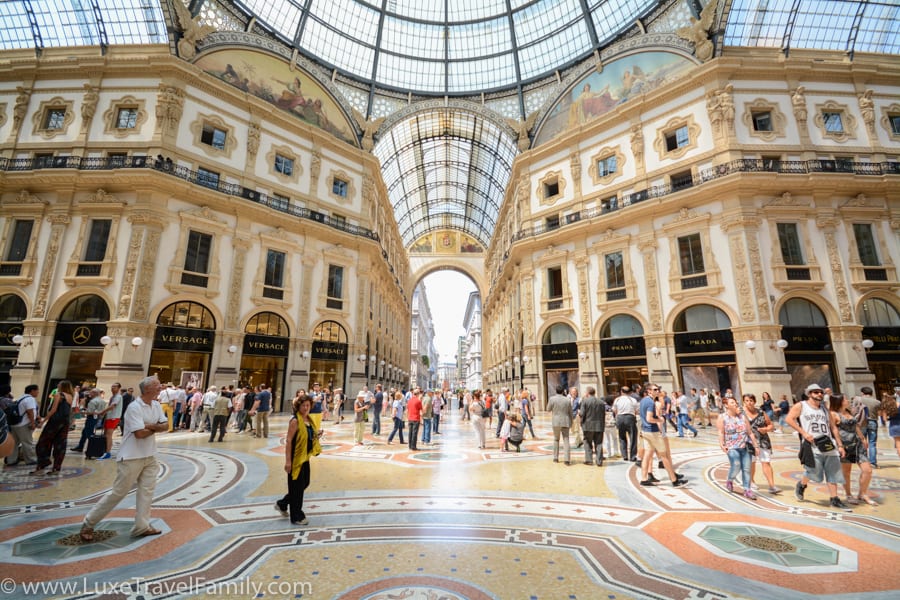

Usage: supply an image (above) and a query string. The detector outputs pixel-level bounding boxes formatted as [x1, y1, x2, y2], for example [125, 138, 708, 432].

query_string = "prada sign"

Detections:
[542, 342, 578, 362]
[675, 330, 734, 354]
[600, 336, 645, 358]
[154, 325, 215, 353]
[312, 340, 347, 361]
[55, 323, 107, 348]
[861, 327, 900, 352]
[243, 334, 289, 357]
[0, 323, 23, 347]
[781, 327, 831, 352]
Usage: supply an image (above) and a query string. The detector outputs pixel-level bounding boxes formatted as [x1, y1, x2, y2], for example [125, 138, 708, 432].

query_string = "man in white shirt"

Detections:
[80, 376, 167, 540]
[97, 383, 124, 459]
[5, 384, 40, 466]
[612, 386, 640, 461]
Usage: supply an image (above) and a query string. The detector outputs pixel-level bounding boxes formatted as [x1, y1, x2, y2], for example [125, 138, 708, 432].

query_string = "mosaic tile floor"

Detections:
[1, 411, 898, 599]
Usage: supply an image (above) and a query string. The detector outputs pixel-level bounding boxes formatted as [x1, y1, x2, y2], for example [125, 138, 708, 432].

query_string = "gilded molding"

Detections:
[729, 235, 755, 323]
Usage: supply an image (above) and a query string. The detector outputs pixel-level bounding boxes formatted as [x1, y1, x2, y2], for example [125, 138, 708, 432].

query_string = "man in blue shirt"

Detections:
[639, 384, 687, 488]
[251, 384, 272, 438]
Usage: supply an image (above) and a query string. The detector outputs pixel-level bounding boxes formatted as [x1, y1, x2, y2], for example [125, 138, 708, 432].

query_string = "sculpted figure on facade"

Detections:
[156, 85, 185, 137]
[246, 121, 260, 158]
[791, 86, 807, 123]
[173, 0, 216, 60]
[505, 111, 538, 152]
[858, 89, 875, 134]
[630, 125, 644, 167]
[351, 108, 385, 152]
[12, 87, 30, 136]
[81, 84, 99, 131]
[719, 84, 735, 133]
[706, 89, 723, 135]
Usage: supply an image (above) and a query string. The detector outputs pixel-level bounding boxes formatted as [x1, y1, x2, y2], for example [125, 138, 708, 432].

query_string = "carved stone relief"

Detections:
[819, 220, 853, 323]
[226, 240, 249, 330]
[746, 234, 771, 322]
[116, 224, 145, 320]
[730, 235, 755, 323]
[32, 215, 69, 319]
[639, 238, 663, 332]
[132, 228, 162, 322]
[575, 256, 591, 337]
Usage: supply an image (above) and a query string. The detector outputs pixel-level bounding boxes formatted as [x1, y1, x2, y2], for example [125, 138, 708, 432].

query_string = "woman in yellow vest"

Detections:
[275, 394, 321, 525]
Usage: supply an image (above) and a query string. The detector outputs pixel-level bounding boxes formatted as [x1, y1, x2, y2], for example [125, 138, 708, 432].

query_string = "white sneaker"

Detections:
[750, 483, 760, 491]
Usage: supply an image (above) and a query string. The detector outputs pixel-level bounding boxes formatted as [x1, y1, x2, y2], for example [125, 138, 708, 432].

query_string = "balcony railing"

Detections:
[0, 155, 380, 242]
[511, 159, 898, 242]
[606, 288, 627, 301]
[786, 267, 812, 280]
[681, 274, 708, 290]
[864, 268, 888, 281]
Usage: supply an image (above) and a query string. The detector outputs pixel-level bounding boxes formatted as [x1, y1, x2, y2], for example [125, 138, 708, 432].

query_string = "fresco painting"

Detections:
[535, 51, 695, 146]
[409, 231, 483, 254]
[195, 49, 355, 145]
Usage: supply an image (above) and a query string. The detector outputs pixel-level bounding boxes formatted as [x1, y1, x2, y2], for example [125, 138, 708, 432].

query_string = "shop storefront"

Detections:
[599, 315, 647, 398]
[240, 312, 289, 412]
[674, 305, 738, 396]
[309, 320, 348, 395]
[779, 298, 837, 397]
[47, 295, 109, 405]
[860, 297, 900, 398]
[148, 301, 216, 391]
[0, 294, 26, 391]
[541, 323, 579, 408]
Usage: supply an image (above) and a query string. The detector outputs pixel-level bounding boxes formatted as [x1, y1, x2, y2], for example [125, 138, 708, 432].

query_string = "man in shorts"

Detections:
[785, 383, 851, 511]
[639, 384, 687, 488]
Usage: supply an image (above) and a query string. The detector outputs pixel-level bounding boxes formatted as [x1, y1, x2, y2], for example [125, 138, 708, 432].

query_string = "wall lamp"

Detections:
[522, 356, 531, 364]
[578, 351, 588, 361]
[770, 339, 789, 351]
[745, 340, 757, 353]
[650, 346, 661, 358]
[11, 334, 32, 347]
[358, 353, 367, 362]
[301, 350, 310, 359]
[131, 337, 143, 350]
[99, 335, 118, 347]
[853, 339, 875, 351]
[227, 345, 238, 354]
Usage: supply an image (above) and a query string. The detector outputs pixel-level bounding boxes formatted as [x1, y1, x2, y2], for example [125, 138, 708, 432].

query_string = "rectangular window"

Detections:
[197, 167, 219, 189]
[332, 178, 348, 197]
[547, 266, 563, 310]
[597, 155, 616, 177]
[83, 219, 111, 262]
[605, 252, 625, 289]
[184, 230, 212, 274]
[891, 115, 900, 135]
[274, 154, 293, 176]
[777, 223, 805, 265]
[44, 108, 66, 130]
[263, 249, 286, 300]
[542, 179, 559, 198]
[678, 233, 705, 275]
[327, 264, 344, 309]
[853, 223, 881, 266]
[751, 111, 772, 132]
[823, 112, 844, 134]
[665, 126, 689, 152]
[116, 108, 138, 129]
[5, 219, 33, 262]
[200, 124, 227, 149]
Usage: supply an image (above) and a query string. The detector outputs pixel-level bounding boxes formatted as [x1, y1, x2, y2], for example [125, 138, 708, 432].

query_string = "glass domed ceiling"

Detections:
[233, 0, 661, 95]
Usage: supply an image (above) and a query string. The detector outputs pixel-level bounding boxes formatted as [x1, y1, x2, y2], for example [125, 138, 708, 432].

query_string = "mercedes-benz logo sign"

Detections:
[72, 326, 91, 345]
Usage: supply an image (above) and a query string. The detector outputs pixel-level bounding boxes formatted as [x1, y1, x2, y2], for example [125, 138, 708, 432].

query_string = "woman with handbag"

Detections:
[830, 394, 874, 505]
[717, 395, 759, 499]
[31, 380, 74, 475]
[743, 394, 780, 494]
[275, 394, 321, 525]
[469, 390, 487, 449]
[885, 393, 900, 460]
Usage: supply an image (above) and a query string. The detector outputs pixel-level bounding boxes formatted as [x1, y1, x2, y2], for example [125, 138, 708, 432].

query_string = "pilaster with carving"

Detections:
[310, 149, 322, 194]
[521, 268, 535, 345]
[80, 84, 99, 135]
[817, 216, 853, 323]
[858, 89, 876, 139]
[630, 125, 645, 177]
[575, 255, 591, 338]
[638, 235, 663, 332]
[720, 213, 763, 324]
[791, 87, 810, 142]
[117, 221, 145, 320]
[132, 226, 163, 323]
[746, 233, 771, 322]
[32, 214, 70, 319]
[155, 84, 185, 143]
[570, 151, 582, 199]
[10, 87, 30, 141]
[226, 237, 251, 330]
[246, 121, 260, 160]
[298, 254, 316, 338]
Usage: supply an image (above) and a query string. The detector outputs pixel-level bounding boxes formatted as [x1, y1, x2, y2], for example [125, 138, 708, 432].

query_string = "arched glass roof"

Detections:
[231, 0, 661, 97]
[373, 109, 517, 249]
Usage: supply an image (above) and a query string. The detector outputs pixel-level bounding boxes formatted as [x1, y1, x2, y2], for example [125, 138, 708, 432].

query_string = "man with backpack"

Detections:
[4, 384, 40, 466]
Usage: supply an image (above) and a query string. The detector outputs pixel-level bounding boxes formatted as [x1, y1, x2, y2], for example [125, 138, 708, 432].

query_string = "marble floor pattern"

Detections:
[1, 410, 898, 600]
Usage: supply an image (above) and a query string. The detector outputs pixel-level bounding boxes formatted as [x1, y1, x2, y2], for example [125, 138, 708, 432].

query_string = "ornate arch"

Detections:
[773, 292, 840, 328]
[664, 298, 740, 333]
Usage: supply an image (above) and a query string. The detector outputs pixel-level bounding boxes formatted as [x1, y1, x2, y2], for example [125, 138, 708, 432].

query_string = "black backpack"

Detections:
[3, 396, 23, 426]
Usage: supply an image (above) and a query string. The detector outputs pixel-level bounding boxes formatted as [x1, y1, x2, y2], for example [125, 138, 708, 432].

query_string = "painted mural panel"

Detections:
[534, 51, 695, 146]
[409, 231, 483, 254]
[195, 49, 355, 145]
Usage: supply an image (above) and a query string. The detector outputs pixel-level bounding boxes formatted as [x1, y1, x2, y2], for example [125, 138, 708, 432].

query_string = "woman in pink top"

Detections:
[717, 396, 759, 499]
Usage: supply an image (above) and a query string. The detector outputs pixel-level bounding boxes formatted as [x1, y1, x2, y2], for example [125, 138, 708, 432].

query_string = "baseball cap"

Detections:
[805, 383, 824, 393]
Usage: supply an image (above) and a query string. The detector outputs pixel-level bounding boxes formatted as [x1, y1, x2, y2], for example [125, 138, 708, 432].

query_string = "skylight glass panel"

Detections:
[0, 2, 39, 49]
[309, 0, 379, 46]
[301, 19, 374, 79]
[513, 0, 583, 46]
[448, 17, 511, 60]
[97, 0, 168, 45]
[723, 0, 792, 48]
[387, 0, 445, 22]
[449, 56, 517, 93]
[33, 0, 97, 47]
[238, 0, 302, 39]
[790, 0, 855, 51]
[518, 20, 591, 80]
[854, 4, 900, 54]
[590, 0, 652, 44]
[380, 16, 444, 60]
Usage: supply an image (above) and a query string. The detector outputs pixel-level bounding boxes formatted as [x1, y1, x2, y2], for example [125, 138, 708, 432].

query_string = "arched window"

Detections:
[673, 305, 731, 332]
[246, 312, 289, 337]
[313, 320, 347, 343]
[0, 294, 27, 321]
[779, 298, 827, 327]
[157, 301, 215, 329]
[60, 295, 109, 322]
[542, 323, 577, 345]
[860, 298, 900, 327]
[600, 315, 644, 338]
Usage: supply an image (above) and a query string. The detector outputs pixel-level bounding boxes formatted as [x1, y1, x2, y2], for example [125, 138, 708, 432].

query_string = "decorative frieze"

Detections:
[32, 215, 70, 319]
[132, 228, 162, 323]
